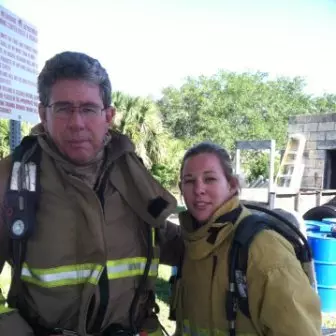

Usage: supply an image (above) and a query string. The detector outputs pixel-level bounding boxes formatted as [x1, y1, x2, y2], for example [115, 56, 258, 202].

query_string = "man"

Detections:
[0, 51, 182, 336]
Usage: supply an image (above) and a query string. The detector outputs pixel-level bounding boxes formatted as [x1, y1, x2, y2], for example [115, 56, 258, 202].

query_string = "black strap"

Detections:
[89, 170, 110, 333]
[128, 221, 154, 334]
[90, 267, 109, 333]
[226, 214, 268, 336]
[6, 136, 41, 311]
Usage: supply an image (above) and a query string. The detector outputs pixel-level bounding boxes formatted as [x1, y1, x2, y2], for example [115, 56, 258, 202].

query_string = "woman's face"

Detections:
[181, 153, 238, 223]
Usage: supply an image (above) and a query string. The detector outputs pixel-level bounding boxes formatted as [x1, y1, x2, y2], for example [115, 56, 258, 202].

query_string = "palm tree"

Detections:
[112, 92, 165, 168]
[0, 120, 10, 159]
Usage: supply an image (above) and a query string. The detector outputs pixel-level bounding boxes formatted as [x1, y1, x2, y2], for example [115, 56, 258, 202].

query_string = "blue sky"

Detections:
[2, 0, 336, 98]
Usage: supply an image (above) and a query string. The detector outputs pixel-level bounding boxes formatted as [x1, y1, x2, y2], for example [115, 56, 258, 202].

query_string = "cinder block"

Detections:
[318, 122, 335, 131]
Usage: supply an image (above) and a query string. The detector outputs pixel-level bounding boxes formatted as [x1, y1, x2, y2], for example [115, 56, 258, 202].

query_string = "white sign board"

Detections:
[0, 5, 39, 123]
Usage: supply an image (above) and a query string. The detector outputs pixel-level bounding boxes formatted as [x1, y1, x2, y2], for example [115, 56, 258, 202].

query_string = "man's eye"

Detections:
[82, 107, 97, 114]
[55, 106, 70, 114]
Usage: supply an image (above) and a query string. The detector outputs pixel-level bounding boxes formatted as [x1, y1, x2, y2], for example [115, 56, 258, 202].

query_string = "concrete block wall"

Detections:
[288, 113, 336, 189]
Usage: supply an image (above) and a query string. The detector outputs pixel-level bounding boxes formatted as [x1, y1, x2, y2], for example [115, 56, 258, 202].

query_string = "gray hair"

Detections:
[180, 141, 238, 187]
[38, 51, 112, 108]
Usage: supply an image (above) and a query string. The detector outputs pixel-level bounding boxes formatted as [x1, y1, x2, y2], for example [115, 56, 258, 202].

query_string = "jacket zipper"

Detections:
[82, 190, 107, 334]
[69, 175, 108, 335]
[210, 255, 218, 336]
[89, 172, 110, 333]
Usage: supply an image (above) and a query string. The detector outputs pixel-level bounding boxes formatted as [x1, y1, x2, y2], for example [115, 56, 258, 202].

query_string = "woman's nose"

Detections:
[193, 180, 205, 195]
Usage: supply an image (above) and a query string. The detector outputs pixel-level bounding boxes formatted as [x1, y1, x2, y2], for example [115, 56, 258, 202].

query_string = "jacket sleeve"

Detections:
[247, 230, 322, 336]
[0, 224, 35, 335]
[0, 157, 35, 335]
[157, 219, 184, 267]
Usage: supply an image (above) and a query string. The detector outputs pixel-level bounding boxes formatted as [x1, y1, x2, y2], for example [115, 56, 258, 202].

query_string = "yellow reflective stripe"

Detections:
[20, 257, 158, 288]
[107, 257, 159, 280]
[21, 263, 103, 288]
[152, 228, 156, 247]
[183, 320, 258, 336]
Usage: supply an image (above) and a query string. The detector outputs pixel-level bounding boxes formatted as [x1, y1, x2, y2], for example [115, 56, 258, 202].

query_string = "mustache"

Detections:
[65, 138, 90, 141]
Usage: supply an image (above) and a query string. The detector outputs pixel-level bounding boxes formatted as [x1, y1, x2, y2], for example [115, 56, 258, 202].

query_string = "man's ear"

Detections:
[106, 107, 116, 125]
[38, 104, 47, 127]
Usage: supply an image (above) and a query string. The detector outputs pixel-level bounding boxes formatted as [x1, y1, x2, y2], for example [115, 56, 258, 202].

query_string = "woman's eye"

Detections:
[183, 179, 194, 184]
[205, 177, 216, 183]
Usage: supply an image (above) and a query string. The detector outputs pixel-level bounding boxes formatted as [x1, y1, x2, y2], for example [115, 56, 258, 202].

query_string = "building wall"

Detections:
[288, 113, 336, 189]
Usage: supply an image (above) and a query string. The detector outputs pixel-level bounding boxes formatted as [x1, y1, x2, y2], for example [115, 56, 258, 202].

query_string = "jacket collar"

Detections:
[179, 196, 247, 260]
[31, 124, 135, 188]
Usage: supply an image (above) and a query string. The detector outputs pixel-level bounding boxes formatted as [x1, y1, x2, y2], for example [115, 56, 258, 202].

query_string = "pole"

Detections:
[269, 140, 275, 193]
[9, 119, 21, 153]
[235, 148, 241, 175]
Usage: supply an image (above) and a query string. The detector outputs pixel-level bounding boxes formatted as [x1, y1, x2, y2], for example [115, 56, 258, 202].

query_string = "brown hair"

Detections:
[38, 51, 112, 108]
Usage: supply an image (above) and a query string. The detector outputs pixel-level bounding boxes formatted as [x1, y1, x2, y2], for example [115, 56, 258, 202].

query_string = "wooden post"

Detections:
[294, 191, 301, 212]
[235, 148, 241, 175]
[316, 190, 322, 206]
[269, 140, 276, 194]
[269, 192, 276, 209]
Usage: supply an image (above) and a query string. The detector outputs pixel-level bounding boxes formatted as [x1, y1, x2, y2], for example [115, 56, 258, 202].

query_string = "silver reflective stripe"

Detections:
[21, 258, 159, 288]
[107, 262, 158, 274]
[21, 267, 95, 282]
[10, 162, 21, 191]
[21, 264, 102, 287]
[10, 161, 36, 192]
[107, 262, 158, 279]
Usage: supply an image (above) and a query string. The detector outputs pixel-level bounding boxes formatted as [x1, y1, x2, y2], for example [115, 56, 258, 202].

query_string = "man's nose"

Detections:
[67, 109, 85, 127]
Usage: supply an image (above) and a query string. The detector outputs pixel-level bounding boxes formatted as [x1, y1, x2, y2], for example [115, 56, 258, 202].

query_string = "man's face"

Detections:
[39, 79, 114, 164]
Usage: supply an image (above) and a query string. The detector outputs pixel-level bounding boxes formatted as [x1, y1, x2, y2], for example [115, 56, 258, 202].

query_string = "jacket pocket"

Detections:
[104, 190, 130, 224]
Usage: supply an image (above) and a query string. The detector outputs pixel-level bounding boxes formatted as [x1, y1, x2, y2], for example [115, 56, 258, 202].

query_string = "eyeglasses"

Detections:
[47, 102, 105, 119]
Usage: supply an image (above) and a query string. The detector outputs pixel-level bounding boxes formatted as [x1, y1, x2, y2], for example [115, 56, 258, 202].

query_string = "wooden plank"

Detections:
[236, 140, 274, 150]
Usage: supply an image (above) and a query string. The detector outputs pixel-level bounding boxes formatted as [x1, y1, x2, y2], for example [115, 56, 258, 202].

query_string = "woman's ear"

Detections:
[229, 176, 240, 194]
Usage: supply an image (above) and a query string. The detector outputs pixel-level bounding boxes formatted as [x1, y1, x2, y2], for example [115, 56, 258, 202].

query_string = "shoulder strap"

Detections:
[226, 214, 268, 336]
[5, 136, 41, 310]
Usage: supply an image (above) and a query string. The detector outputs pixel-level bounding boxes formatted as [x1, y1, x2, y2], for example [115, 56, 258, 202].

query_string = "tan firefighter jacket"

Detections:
[0, 129, 182, 336]
[173, 196, 322, 336]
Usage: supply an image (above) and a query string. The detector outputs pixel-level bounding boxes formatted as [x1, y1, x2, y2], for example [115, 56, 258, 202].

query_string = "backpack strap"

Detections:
[4, 136, 41, 310]
[226, 214, 268, 336]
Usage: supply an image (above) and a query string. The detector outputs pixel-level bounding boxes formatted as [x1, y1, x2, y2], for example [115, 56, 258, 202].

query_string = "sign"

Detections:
[0, 5, 39, 123]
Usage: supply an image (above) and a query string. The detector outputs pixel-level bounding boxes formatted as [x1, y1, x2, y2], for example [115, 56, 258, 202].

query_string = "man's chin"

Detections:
[65, 150, 93, 165]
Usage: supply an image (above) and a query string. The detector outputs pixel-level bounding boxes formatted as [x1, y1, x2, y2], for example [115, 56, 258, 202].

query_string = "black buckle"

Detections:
[52, 328, 78, 336]
[103, 325, 135, 336]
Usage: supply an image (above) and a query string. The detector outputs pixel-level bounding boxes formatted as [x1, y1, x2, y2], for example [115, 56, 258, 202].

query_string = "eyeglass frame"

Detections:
[46, 101, 107, 119]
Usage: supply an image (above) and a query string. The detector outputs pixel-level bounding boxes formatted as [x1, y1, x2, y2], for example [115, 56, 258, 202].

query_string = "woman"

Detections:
[172, 141, 322, 336]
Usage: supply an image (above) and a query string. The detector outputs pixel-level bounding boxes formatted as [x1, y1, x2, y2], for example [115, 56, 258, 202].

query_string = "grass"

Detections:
[0, 264, 176, 333]
[1, 264, 335, 331]
[156, 265, 176, 335]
